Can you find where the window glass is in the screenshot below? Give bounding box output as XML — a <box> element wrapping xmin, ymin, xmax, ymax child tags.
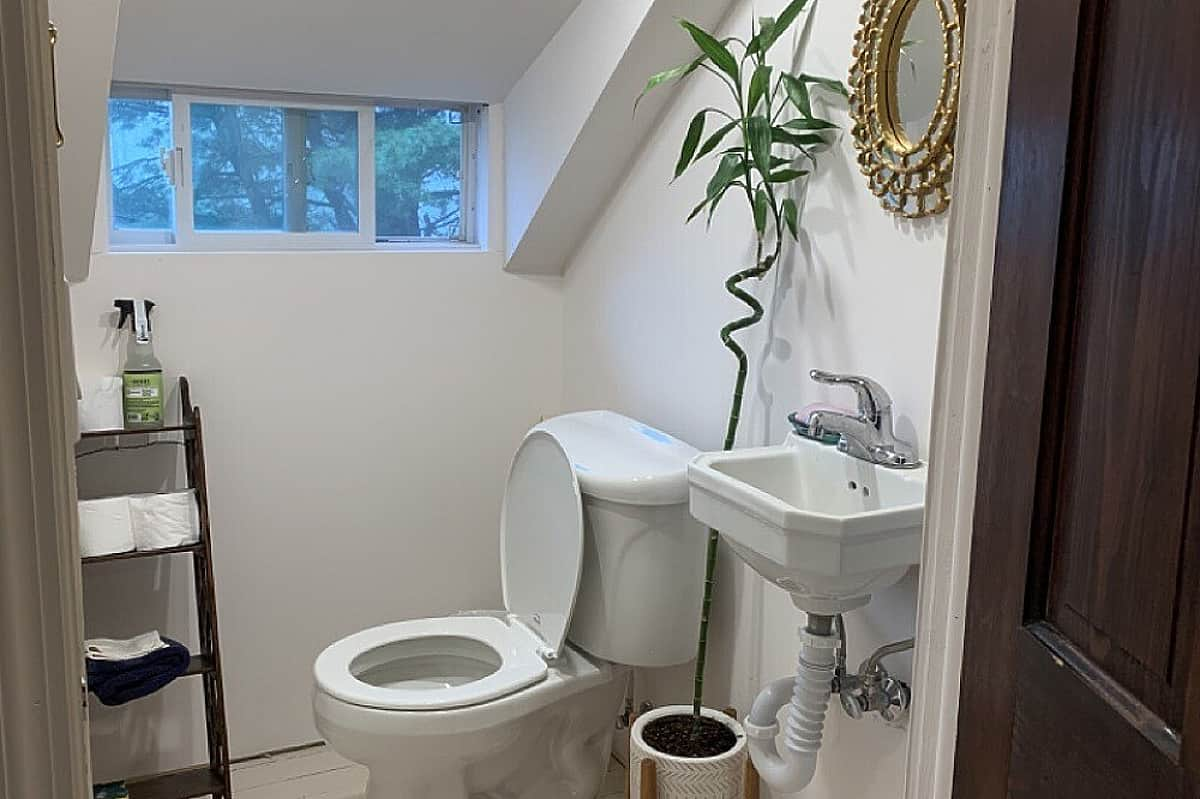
<box><xmin>300</xmin><ymin>109</ymin><xmax>359</xmax><ymax>233</ymax></box>
<box><xmin>190</xmin><ymin>103</ymin><xmax>285</xmax><ymax>231</ymax></box>
<box><xmin>375</xmin><ymin>107</ymin><xmax>463</xmax><ymax>240</ymax></box>
<box><xmin>190</xmin><ymin>104</ymin><xmax>360</xmax><ymax>234</ymax></box>
<box><xmin>108</xmin><ymin>98</ymin><xmax>174</xmax><ymax>231</ymax></box>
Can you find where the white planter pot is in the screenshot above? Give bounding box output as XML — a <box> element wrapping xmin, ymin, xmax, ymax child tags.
<box><xmin>630</xmin><ymin>705</ymin><xmax>748</xmax><ymax>799</ymax></box>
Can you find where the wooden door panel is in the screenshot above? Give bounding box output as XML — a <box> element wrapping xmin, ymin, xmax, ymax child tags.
<box><xmin>1009</xmin><ymin>629</ymin><xmax>1191</xmax><ymax>799</ymax></box>
<box><xmin>1039</xmin><ymin>0</ymin><xmax>1200</xmax><ymax>731</ymax></box>
<box><xmin>955</xmin><ymin>0</ymin><xmax>1200</xmax><ymax>795</ymax></box>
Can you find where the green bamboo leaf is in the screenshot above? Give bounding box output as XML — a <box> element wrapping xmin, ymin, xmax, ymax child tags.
<box><xmin>782</xmin><ymin>73</ymin><xmax>812</xmax><ymax>118</ymax></box>
<box><xmin>695</xmin><ymin>120</ymin><xmax>737</xmax><ymax>162</ymax></box>
<box><xmin>687</xmin><ymin>196</ymin><xmax>709</xmax><ymax>223</ymax></box>
<box><xmin>783</xmin><ymin>197</ymin><xmax>799</xmax><ymax>239</ymax></box>
<box><xmin>706</xmin><ymin>179</ymin><xmax>736</xmax><ymax>228</ymax></box>
<box><xmin>767</xmin><ymin>0</ymin><xmax>811</xmax><ymax>49</ymax></box>
<box><xmin>783</xmin><ymin>117</ymin><xmax>839</xmax><ymax>131</ymax></box>
<box><xmin>753</xmin><ymin>187</ymin><xmax>769</xmax><ymax>233</ymax></box>
<box><xmin>698</xmin><ymin>153</ymin><xmax>742</xmax><ymax>227</ymax></box>
<box><xmin>634</xmin><ymin>55</ymin><xmax>705</xmax><ymax>114</ymax></box>
<box><xmin>702</xmin><ymin>152</ymin><xmax>742</xmax><ymax>209</ymax></box>
<box><xmin>769</xmin><ymin>168</ymin><xmax>809</xmax><ymax>183</ymax></box>
<box><xmin>748</xmin><ymin>16</ymin><xmax>776</xmax><ymax>54</ymax></box>
<box><xmin>773</xmin><ymin>126</ymin><xmax>829</xmax><ymax>149</ymax></box>
<box><xmin>675</xmin><ymin>110</ymin><xmax>708</xmax><ymax>179</ymax></box>
<box><xmin>747</xmin><ymin>65</ymin><xmax>772</xmax><ymax>114</ymax></box>
<box><xmin>746</xmin><ymin>116</ymin><xmax>772</xmax><ymax>174</ymax></box>
<box><xmin>680</xmin><ymin>19</ymin><xmax>739</xmax><ymax>81</ymax></box>
<box><xmin>802</xmin><ymin>73</ymin><xmax>850</xmax><ymax>98</ymax></box>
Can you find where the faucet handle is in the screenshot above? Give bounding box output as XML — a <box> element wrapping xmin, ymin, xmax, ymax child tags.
<box><xmin>809</xmin><ymin>370</ymin><xmax>892</xmax><ymax>421</ymax></box>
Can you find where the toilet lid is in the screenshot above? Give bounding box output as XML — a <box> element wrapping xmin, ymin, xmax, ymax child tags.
<box><xmin>500</xmin><ymin>430</ymin><xmax>584</xmax><ymax>658</ymax></box>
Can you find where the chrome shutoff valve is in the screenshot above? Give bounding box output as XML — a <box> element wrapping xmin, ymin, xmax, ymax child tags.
<box><xmin>833</xmin><ymin>616</ymin><xmax>914</xmax><ymax>725</ymax></box>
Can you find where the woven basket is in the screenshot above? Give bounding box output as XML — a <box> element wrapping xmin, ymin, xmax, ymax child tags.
<box><xmin>630</xmin><ymin>705</ymin><xmax>747</xmax><ymax>798</ymax></box>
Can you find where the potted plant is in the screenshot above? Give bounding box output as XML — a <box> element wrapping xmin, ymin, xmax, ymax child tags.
<box><xmin>630</xmin><ymin>1</ymin><xmax>846</xmax><ymax>795</ymax></box>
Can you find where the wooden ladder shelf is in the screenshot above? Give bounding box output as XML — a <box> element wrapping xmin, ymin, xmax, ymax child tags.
<box><xmin>79</xmin><ymin>377</ymin><xmax>232</xmax><ymax>799</ymax></box>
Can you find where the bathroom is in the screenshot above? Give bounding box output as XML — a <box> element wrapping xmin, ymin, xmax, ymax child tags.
<box><xmin>5</xmin><ymin>0</ymin><xmax>1198</xmax><ymax>798</ymax></box>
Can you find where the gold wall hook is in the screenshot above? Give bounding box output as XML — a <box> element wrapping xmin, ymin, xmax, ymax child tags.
<box><xmin>49</xmin><ymin>22</ymin><xmax>64</xmax><ymax>148</ymax></box>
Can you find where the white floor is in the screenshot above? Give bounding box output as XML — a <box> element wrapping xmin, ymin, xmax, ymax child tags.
<box><xmin>230</xmin><ymin>744</ymin><xmax>627</xmax><ymax>799</ymax></box>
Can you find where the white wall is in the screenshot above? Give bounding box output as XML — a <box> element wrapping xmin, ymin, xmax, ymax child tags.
<box><xmin>72</xmin><ymin>108</ymin><xmax>566</xmax><ymax>777</ymax></box>
<box><xmin>559</xmin><ymin>1</ymin><xmax>946</xmax><ymax>796</ymax></box>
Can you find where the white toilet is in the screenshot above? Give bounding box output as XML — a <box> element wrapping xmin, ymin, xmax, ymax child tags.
<box><xmin>312</xmin><ymin>411</ymin><xmax>705</xmax><ymax>799</ymax></box>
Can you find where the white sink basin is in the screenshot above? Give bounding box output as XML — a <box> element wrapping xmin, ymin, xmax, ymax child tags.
<box><xmin>688</xmin><ymin>433</ymin><xmax>926</xmax><ymax>613</ymax></box>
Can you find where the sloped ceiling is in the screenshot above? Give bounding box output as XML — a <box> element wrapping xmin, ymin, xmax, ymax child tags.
<box><xmin>503</xmin><ymin>0</ymin><xmax>734</xmax><ymax>274</ymax></box>
<box><xmin>112</xmin><ymin>0</ymin><xmax>583</xmax><ymax>102</ymax></box>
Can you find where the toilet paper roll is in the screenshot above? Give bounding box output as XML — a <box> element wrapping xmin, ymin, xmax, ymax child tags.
<box><xmin>129</xmin><ymin>490</ymin><xmax>201</xmax><ymax>551</ymax></box>
<box><xmin>78</xmin><ymin>497</ymin><xmax>136</xmax><ymax>558</ymax></box>
<box><xmin>78</xmin><ymin>376</ymin><xmax>125</xmax><ymax>432</ymax></box>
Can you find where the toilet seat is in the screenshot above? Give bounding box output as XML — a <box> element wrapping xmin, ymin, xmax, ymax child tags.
<box><xmin>314</xmin><ymin>615</ymin><xmax>549</xmax><ymax>711</ymax></box>
<box><xmin>315</xmin><ymin>430</ymin><xmax>586</xmax><ymax>715</ymax></box>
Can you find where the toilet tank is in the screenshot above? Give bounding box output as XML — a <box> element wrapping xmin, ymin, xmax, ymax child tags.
<box><xmin>535</xmin><ymin>412</ymin><xmax>706</xmax><ymax>668</ymax></box>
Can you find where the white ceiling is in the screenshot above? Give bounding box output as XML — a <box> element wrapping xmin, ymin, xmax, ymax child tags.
<box><xmin>112</xmin><ymin>0</ymin><xmax>584</xmax><ymax>103</ymax></box>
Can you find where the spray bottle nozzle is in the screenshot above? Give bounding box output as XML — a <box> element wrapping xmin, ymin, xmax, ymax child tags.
<box><xmin>114</xmin><ymin>299</ymin><xmax>156</xmax><ymax>343</ymax></box>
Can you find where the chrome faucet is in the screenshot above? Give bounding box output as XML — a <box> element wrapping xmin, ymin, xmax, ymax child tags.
<box><xmin>798</xmin><ymin>369</ymin><xmax>920</xmax><ymax>468</ymax></box>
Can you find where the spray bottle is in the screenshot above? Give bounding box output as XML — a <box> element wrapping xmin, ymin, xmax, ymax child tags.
<box><xmin>114</xmin><ymin>299</ymin><xmax>164</xmax><ymax>429</ymax></box>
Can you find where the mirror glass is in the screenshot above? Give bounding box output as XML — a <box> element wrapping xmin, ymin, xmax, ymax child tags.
<box><xmin>893</xmin><ymin>0</ymin><xmax>944</xmax><ymax>146</ymax></box>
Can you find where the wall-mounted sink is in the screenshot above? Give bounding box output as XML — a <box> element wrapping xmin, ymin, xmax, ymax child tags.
<box><xmin>688</xmin><ymin>434</ymin><xmax>926</xmax><ymax>614</ymax></box>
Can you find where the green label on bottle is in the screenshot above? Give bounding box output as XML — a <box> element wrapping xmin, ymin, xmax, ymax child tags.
<box><xmin>123</xmin><ymin>371</ymin><xmax>164</xmax><ymax>426</ymax></box>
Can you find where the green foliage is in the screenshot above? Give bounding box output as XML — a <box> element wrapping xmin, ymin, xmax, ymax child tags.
<box><xmin>680</xmin><ymin>20</ymin><xmax>740</xmax><ymax>81</ymax></box>
<box><xmin>108</xmin><ymin>99</ymin><xmax>173</xmax><ymax>229</ymax></box>
<box><xmin>676</xmin><ymin>111</ymin><xmax>709</xmax><ymax>179</ymax></box>
<box><xmin>646</xmin><ymin>10</ymin><xmax>845</xmax><ymax>243</ymax></box>
<box><xmin>375</xmin><ymin>108</ymin><xmax>463</xmax><ymax>238</ymax></box>
<box><xmin>636</xmin><ymin>0</ymin><xmax>847</xmax><ymax>726</ymax></box>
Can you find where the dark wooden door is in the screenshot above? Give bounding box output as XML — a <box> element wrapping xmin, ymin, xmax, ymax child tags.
<box><xmin>952</xmin><ymin>0</ymin><xmax>1200</xmax><ymax>797</ymax></box>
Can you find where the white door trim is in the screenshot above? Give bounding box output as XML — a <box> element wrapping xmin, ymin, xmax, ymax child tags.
<box><xmin>0</xmin><ymin>0</ymin><xmax>91</xmax><ymax>795</ymax></box>
<box><xmin>903</xmin><ymin>1</ymin><xmax>1018</xmax><ymax>797</ymax></box>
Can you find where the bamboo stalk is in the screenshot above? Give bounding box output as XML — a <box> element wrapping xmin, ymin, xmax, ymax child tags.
<box><xmin>693</xmin><ymin>237</ymin><xmax>780</xmax><ymax>726</ymax></box>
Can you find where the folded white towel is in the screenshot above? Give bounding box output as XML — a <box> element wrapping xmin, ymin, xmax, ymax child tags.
<box><xmin>77</xmin><ymin>376</ymin><xmax>124</xmax><ymax>432</ymax></box>
<box><xmin>77</xmin><ymin>496</ymin><xmax>136</xmax><ymax>558</ymax></box>
<box><xmin>85</xmin><ymin>631</ymin><xmax>167</xmax><ymax>662</ymax></box>
<box><xmin>129</xmin><ymin>491</ymin><xmax>201</xmax><ymax>551</ymax></box>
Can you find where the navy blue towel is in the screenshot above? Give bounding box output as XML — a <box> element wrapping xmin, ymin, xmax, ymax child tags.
<box><xmin>86</xmin><ymin>638</ymin><xmax>191</xmax><ymax>706</ymax></box>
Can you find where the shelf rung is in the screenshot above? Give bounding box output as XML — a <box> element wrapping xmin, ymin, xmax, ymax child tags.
<box><xmin>79</xmin><ymin>424</ymin><xmax>194</xmax><ymax>441</ymax></box>
<box><xmin>82</xmin><ymin>541</ymin><xmax>203</xmax><ymax>565</ymax></box>
<box><xmin>126</xmin><ymin>765</ymin><xmax>223</xmax><ymax>799</ymax></box>
<box><xmin>184</xmin><ymin>653</ymin><xmax>215</xmax><ymax>677</ymax></box>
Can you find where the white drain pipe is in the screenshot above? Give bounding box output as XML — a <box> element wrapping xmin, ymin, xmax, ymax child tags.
<box><xmin>743</xmin><ymin>615</ymin><xmax>839</xmax><ymax>794</ymax></box>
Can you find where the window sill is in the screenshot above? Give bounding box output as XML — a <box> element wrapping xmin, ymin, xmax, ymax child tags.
<box><xmin>107</xmin><ymin>242</ymin><xmax>485</xmax><ymax>256</ymax></box>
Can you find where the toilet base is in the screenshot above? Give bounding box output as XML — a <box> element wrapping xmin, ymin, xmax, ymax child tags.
<box><xmin>365</xmin><ymin>770</ymin><xmax>467</xmax><ymax>799</ymax></box>
<box><xmin>317</xmin><ymin>660</ymin><xmax>625</xmax><ymax>799</ymax></box>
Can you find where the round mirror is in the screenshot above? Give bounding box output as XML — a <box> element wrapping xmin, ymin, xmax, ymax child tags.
<box><xmin>891</xmin><ymin>0</ymin><xmax>945</xmax><ymax>148</ymax></box>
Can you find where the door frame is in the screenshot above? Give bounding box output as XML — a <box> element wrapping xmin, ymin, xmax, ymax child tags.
<box><xmin>902</xmin><ymin>0</ymin><xmax>1018</xmax><ymax>797</ymax></box>
<box><xmin>0</xmin><ymin>0</ymin><xmax>91</xmax><ymax>795</ymax></box>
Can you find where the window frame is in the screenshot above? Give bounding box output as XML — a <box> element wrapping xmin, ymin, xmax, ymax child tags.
<box><xmin>107</xmin><ymin>85</ymin><xmax>481</xmax><ymax>252</ymax></box>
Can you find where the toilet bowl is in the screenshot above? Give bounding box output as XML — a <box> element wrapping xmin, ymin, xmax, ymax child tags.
<box><xmin>314</xmin><ymin>615</ymin><xmax>625</xmax><ymax>799</ymax></box>
<box><xmin>313</xmin><ymin>413</ymin><xmax>706</xmax><ymax>799</ymax></box>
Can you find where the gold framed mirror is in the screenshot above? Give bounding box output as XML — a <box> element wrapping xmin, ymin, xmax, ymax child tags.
<box><xmin>849</xmin><ymin>0</ymin><xmax>963</xmax><ymax>218</ymax></box>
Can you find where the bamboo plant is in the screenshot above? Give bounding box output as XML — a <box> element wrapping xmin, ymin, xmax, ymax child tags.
<box><xmin>638</xmin><ymin>0</ymin><xmax>846</xmax><ymax>723</ymax></box>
